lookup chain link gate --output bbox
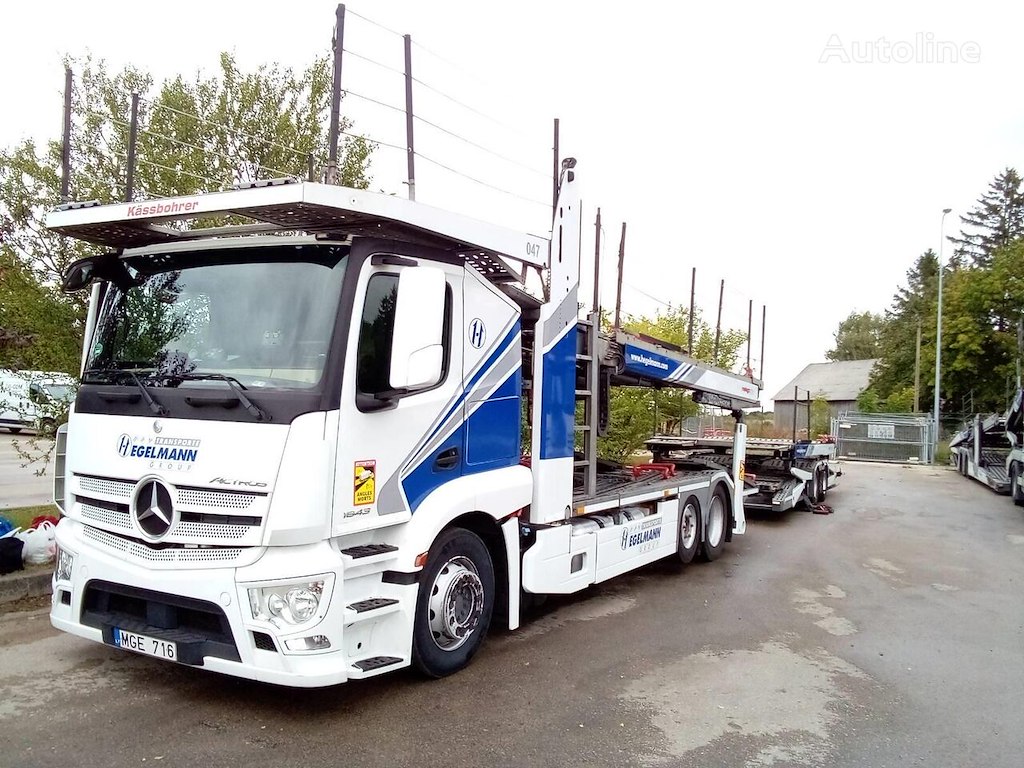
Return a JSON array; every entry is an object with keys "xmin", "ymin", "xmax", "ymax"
[{"xmin": 832, "ymin": 412, "xmax": 935, "ymax": 463}]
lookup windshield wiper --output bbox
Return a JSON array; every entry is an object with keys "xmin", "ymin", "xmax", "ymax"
[
  {"xmin": 169, "ymin": 373, "xmax": 268, "ymax": 421},
  {"xmin": 83, "ymin": 367, "xmax": 167, "ymax": 416}
]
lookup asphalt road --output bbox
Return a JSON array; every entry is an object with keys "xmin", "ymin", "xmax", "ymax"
[
  {"xmin": 0, "ymin": 433, "xmax": 53, "ymax": 511},
  {"xmin": 2, "ymin": 461, "xmax": 1023, "ymax": 768}
]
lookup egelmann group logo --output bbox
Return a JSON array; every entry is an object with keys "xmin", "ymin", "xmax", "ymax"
[{"xmin": 116, "ymin": 433, "xmax": 201, "ymax": 469}]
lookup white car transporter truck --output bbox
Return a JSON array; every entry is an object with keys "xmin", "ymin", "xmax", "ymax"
[{"xmin": 46, "ymin": 162, "xmax": 760, "ymax": 687}]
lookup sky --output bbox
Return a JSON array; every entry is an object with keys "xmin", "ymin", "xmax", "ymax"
[{"xmin": 3, "ymin": 0, "xmax": 1023, "ymax": 408}]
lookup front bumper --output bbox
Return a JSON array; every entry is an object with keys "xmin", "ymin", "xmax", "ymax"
[{"xmin": 50, "ymin": 519, "xmax": 414, "ymax": 687}]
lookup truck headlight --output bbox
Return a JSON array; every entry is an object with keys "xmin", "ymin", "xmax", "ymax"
[
  {"xmin": 248, "ymin": 579, "xmax": 325, "ymax": 626},
  {"xmin": 55, "ymin": 545, "xmax": 75, "ymax": 582}
]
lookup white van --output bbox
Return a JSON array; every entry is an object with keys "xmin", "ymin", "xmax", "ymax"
[{"xmin": 0, "ymin": 370, "xmax": 77, "ymax": 434}]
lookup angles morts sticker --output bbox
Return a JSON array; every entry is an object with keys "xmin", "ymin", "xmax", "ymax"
[{"xmin": 354, "ymin": 460, "xmax": 377, "ymax": 506}]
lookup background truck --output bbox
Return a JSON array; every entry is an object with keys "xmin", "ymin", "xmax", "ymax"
[
  {"xmin": 45, "ymin": 162, "xmax": 761, "ymax": 687},
  {"xmin": 0, "ymin": 369, "xmax": 76, "ymax": 435},
  {"xmin": 1005, "ymin": 388, "xmax": 1024, "ymax": 505},
  {"xmin": 949, "ymin": 413, "xmax": 1012, "ymax": 493},
  {"xmin": 647, "ymin": 434, "xmax": 839, "ymax": 511}
]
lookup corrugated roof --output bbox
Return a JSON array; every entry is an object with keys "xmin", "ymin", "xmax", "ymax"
[{"xmin": 773, "ymin": 359, "xmax": 878, "ymax": 402}]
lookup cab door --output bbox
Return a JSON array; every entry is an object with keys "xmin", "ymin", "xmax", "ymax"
[{"xmin": 332, "ymin": 251, "xmax": 464, "ymax": 531}]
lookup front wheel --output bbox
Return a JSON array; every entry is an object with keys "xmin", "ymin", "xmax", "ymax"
[
  {"xmin": 701, "ymin": 488, "xmax": 728, "ymax": 561},
  {"xmin": 412, "ymin": 527, "xmax": 495, "ymax": 678},
  {"xmin": 1012, "ymin": 463, "xmax": 1024, "ymax": 507}
]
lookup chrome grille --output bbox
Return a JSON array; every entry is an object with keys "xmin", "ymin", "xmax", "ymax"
[
  {"xmin": 177, "ymin": 488, "xmax": 257, "ymax": 510},
  {"xmin": 84, "ymin": 526, "xmax": 244, "ymax": 565},
  {"xmin": 174, "ymin": 521, "xmax": 249, "ymax": 540},
  {"xmin": 80, "ymin": 502, "xmax": 131, "ymax": 531},
  {"xmin": 78, "ymin": 476, "xmax": 133, "ymax": 499}
]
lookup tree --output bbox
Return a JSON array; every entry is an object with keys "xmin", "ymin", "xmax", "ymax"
[
  {"xmin": 810, "ymin": 394, "xmax": 831, "ymax": 437},
  {"xmin": 826, "ymin": 311, "xmax": 885, "ymax": 361},
  {"xmin": 0, "ymin": 52, "xmax": 376, "ymax": 471},
  {"xmin": 596, "ymin": 305, "xmax": 747, "ymax": 461},
  {"xmin": 0, "ymin": 250, "xmax": 80, "ymax": 372},
  {"xmin": 868, "ymin": 250, "xmax": 939, "ymax": 405},
  {"xmin": 856, "ymin": 388, "xmax": 882, "ymax": 413},
  {"xmin": 1, "ymin": 53, "xmax": 376, "ymax": 291},
  {"xmin": 949, "ymin": 168, "xmax": 1024, "ymax": 269}
]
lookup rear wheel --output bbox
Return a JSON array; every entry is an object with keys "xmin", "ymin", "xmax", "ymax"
[
  {"xmin": 677, "ymin": 496, "xmax": 701, "ymax": 564},
  {"xmin": 1012, "ymin": 463, "xmax": 1024, "ymax": 507},
  {"xmin": 412, "ymin": 527, "xmax": 494, "ymax": 678},
  {"xmin": 8, "ymin": 428, "xmax": 21, "ymax": 435},
  {"xmin": 701, "ymin": 488, "xmax": 728, "ymax": 561}
]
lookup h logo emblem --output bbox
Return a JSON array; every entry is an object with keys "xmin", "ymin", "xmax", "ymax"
[{"xmin": 468, "ymin": 318, "xmax": 486, "ymax": 349}]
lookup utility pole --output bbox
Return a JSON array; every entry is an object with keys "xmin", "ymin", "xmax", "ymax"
[{"xmin": 914, "ymin": 319, "xmax": 921, "ymax": 412}]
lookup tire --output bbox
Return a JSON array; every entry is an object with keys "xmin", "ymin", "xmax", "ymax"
[
  {"xmin": 412, "ymin": 527, "xmax": 495, "ymax": 678},
  {"xmin": 805, "ymin": 469, "xmax": 822, "ymax": 506},
  {"xmin": 701, "ymin": 487, "xmax": 728, "ymax": 561},
  {"xmin": 1012, "ymin": 463, "xmax": 1024, "ymax": 507},
  {"xmin": 817, "ymin": 466, "xmax": 829, "ymax": 500},
  {"xmin": 8, "ymin": 428, "xmax": 21, "ymax": 435},
  {"xmin": 677, "ymin": 496, "xmax": 701, "ymax": 565},
  {"xmin": 38, "ymin": 418, "xmax": 56, "ymax": 438}
]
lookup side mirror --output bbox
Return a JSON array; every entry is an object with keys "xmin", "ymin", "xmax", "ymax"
[
  {"xmin": 62, "ymin": 259, "xmax": 96, "ymax": 292},
  {"xmin": 62, "ymin": 253, "xmax": 137, "ymax": 292},
  {"xmin": 389, "ymin": 267, "xmax": 446, "ymax": 391}
]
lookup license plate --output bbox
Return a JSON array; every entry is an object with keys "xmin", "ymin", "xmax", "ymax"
[{"xmin": 112, "ymin": 628, "xmax": 177, "ymax": 661}]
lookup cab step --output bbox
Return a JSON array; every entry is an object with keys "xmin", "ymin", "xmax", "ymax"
[
  {"xmin": 349, "ymin": 655, "xmax": 405, "ymax": 678},
  {"xmin": 340, "ymin": 544, "xmax": 399, "ymax": 559},
  {"xmin": 344, "ymin": 598, "xmax": 402, "ymax": 624}
]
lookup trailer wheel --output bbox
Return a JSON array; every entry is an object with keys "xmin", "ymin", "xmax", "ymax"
[
  {"xmin": 815, "ymin": 466, "xmax": 828, "ymax": 501},
  {"xmin": 677, "ymin": 496, "xmax": 701, "ymax": 564},
  {"xmin": 805, "ymin": 470, "xmax": 822, "ymax": 506},
  {"xmin": 412, "ymin": 527, "xmax": 495, "ymax": 678},
  {"xmin": 1012, "ymin": 463, "xmax": 1024, "ymax": 507},
  {"xmin": 701, "ymin": 487, "xmax": 728, "ymax": 561},
  {"xmin": 7, "ymin": 428, "xmax": 21, "ymax": 435}
]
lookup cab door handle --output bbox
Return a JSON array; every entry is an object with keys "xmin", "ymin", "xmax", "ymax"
[{"xmin": 434, "ymin": 447, "xmax": 460, "ymax": 470}]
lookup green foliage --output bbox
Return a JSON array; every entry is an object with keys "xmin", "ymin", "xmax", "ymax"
[
  {"xmin": 0, "ymin": 250, "xmax": 80, "ymax": 373},
  {"xmin": 883, "ymin": 386, "xmax": 915, "ymax": 413},
  {"xmin": 596, "ymin": 304, "xmax": 747, "ymax": 461},
  {"xmin": 1, "ymin": 51, "xmax": 376, "ymax": 470},
  {"xmin": 857, "ymin": 388, "xmax": 882, "ymax": 413},
  {"xmin": 827, "ymin": 311, "xmax": 884, "ymax": 361},
  {"xmin": 810, "ymin": 394, "xmax": 831, "ymax": 437}
]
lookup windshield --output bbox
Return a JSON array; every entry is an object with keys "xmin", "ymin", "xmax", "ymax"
[{"xmin": 84, "ymin": 244, "xmax": 348, "ymax": 390}]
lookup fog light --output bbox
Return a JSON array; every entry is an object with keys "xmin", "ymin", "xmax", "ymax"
[
  {"xmin": 55, "ymin": 545, "xmax": 74, "ymax": 582},
  {"xmin": 284, "ymin": 635, "xmax": 332, "ymax": 651}
]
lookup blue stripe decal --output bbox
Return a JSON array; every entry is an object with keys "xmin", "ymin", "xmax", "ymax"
[
  {"xmin": 466, "ymin": 368, "xmax": 521, "ymax": 467},
  {"xmin": 539, "ymin": 326, "xmax": 577, "ymax": 459},
  {"xmin": 401, "ymin": 426, "xmax": 466, "ymax": 512},
  {"xmin": 401, "ymin": 370, "xmax": 522, "ymax": 511},
  {"xmin": 421, "ymin": 321, "xmax": 520, "ymax": 449}
]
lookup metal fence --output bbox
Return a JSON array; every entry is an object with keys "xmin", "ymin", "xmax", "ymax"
[{"xmin": 832, "ymin": 412, "xmax": 935, "ymax": 463}]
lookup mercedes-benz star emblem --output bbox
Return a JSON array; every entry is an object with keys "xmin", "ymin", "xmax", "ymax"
[{"xmin": 133, "ymin": 479, "xmax": 175, "ymax": 539}]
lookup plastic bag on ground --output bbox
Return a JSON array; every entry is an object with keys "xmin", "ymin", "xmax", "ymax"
[{"xmin": 14, "ymin": 520, "xmax": 58, "ymax": 566}]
